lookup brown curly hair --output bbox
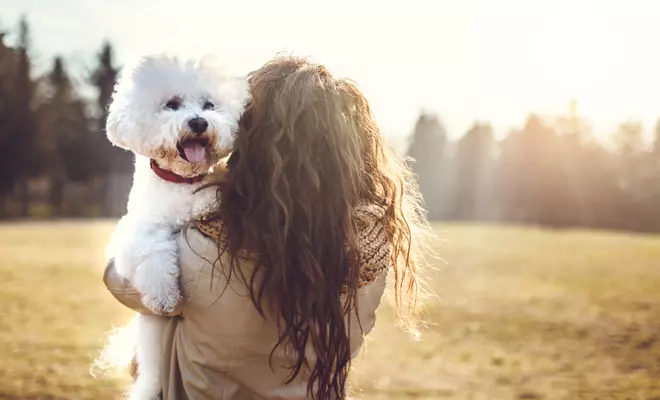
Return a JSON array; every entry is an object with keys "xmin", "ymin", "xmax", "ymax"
[{"xmin": 206, "ymin": 56, "xmax": 430, "ymax": 399}]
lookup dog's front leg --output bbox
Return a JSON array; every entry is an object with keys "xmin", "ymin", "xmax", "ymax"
[
  {"xmin": 108, "ymin": 217, "xmax": 182, "ymax": 314},
  {"xmin": 132, "ymin": 226, "xmax": 181, "ymax": 314}
]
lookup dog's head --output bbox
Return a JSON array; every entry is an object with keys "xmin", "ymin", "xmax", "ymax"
[{"xmin": 106, "ymin": 54, "xmax": 249, "ymax": 178}]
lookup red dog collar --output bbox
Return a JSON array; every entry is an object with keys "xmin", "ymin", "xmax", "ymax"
[{"xmin": 150, "ymin": 159, "xmax": 205, "ymax": 184}]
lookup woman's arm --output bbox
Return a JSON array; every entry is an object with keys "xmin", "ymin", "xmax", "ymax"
[
  {"xmin": 348, "ymin": 203, "xmax": 391, "ymax": 356},
  {"xmin": 348, "ymin": 273, "xmax": 387, "ymax": 357},
  {"xmin": 103, "ymin": 259, "xmax": 183, "ymax": 316}
]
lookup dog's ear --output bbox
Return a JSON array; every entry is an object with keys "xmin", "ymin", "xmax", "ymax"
[
  {"xmin": 105, "ymin": 101, "xmax": 131, "ymax": 150},
  {"xmin": 104, "ymin": 57, "xmax": 152, "ymax": 151},
  {"xmin": 105, "ymin": 107, "xmax": 125, "ymax": 149},
  {"xmin": 104, "ymin": 73, "xmax": 132, "ymax": 150}
]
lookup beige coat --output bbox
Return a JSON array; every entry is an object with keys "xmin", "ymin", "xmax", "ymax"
[{"xmin": 104, "ymin": 213, "xmax": 389, "ymax": 400}]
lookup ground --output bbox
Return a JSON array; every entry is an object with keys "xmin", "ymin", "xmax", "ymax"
[{"xmin": 0, "ymin": 221, "xmax": 658, "ymax": 400}]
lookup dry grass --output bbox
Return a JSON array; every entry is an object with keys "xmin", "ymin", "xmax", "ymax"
[{"xmin": 0, "ymin": 222, "xmax": 659, "ymax": 399}]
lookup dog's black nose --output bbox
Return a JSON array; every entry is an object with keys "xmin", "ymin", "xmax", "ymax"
[{"xmin": 188, "ymin": 118, "xmax": 208, "ymax": 134}]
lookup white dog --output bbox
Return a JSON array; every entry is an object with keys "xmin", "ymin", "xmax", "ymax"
[{"xmin": 103, "ymin": 54, "xmax": 249, "ymax": 400}]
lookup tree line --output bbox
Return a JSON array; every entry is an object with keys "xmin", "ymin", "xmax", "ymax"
[
  {"xmin": 408, "ymin": 101, "xmax": 660, "ymax": 232},
  {"xmin": 0, "ymin": 17, "xmax": 130, "ymax": 218},
  {"xmin": 1, "ymin": 16, "xmax": 658, "ymax": 233}
]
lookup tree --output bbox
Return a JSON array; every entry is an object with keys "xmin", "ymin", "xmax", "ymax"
[
  {"xmin": 549, "ymin": 101, "xmax": 620, "ymax": 228},
  {"xmin": 39, "ymin": 56, "xmax": 97, "ymax": 214},
  {"xmin": 614, "ymin": 121, "xmax": 645, "ymax": 199},
  {"xmin": 564, "ymin": 138, "xmax": 622, "ymax": 229},
  {"xmin": 614, "ymin": 121, "xmax": 655, "ymax": 231},
  {"xmin": 553, "ymin": 99, "xmax": 590, "ymax": 142},
  {"xmin": 11, "ymin": 17, "xmax": 38, "ymax": 217},
  {"xmin": 497, "ymin": 114, "xmax": 577, "ymax": 226},
  {"xmin": 0, "ymin": 31, "xmax": 18, "ymax": 216},
  {"xmin": 648, "ymin": 120, "xmax": 660, "ymax": 229},
  {"xmin": 652, "ymin": 119, "xmax": 660, "ymax": 156},
  {"xmin": 92, "ymin": 42, "xmax": 118, "ymax": 116},
  {"xmin": 615, "ymin": 121, "xmax": 645, "ymax": 158},
  {"xmin": 91, "ymin": 41, "xmax": 129, "ymax": 173},
  {"xmin": 90, "ymin": 42, "xmax": 131, "ymax": 216},
  {"xmin": 407, "ymin": 112, "xmax": 447, "ymax": 219},
  {"xmin": 452, "ymin": 122, "xmax": 495, "ymax": 220}
]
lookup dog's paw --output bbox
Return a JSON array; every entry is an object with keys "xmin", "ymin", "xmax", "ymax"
[
  {"xmin": 129, "ymin": 234, "xmax": 182, "ymax": 315},
  {"xmin": 141, "ymin": 287, "xmax": 183, "ymax": 315},
  {"xmin": 136, "ymin": 265, "xmax": 182, "ymax": 315}
]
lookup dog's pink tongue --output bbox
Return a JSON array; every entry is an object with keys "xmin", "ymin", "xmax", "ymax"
[{"xmin": 183, "ymin": 142, "xmax": 206, "ymax": 164}]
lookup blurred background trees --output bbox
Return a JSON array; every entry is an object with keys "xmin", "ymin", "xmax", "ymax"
[
  {"xmin": 0, "ymin": 17, "xmax": 131, "ymax": 218},
  {"xmin": 0, "ymin": 15, "xmax": 658, "ymax": 233},
  {"xmin": 408, "ymin": 103, "xmax": 660, "ymax": 232}
]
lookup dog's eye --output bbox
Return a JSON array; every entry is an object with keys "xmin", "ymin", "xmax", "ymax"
[
  {"xmin": 202, "ymin": 101, "xmax": 215, "ymax": 111},
  {"xmin": 164, "ymin": 97, "xmax": 182, "ymax": 110}
]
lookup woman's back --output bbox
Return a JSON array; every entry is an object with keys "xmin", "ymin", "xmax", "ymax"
[
  {"xmin": 103, "ymin": 56, "xmax": 428, "ymax": 400},
  {"xmin": 105, "ymin": 206, "xmax": 390, "ymax": 399}
]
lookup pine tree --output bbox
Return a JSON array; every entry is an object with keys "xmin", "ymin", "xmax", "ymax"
[
  {"xmin": 453, "ymin": 122, "xmax": 495, "ymax": 220},
  {"xmin": 652, "ymin": 119, "xmax": 660, "ymax": 156},
  {"xmin": 0, "ymin": 31, "xmax": 17, "ymax": 217},
  {"xmin": 90, "ymin": 42, "xmax": 131, "ymax": 216},
  {"xmin": 11, "ymin": 17, "xmax": 38, "ymax": 217},
  {"xmin": 407, "ymin": 112, "xmax": 447, "ymax": 219},
  {"xmin": 91, "ymin": 41, "xmax": 130, "ymax": 172},
  {"xmin": 40, "ymin": 57, "xmax": 97, "ymax": 214},
  {"xmin": 498, "ymin": 114, "xmax": 574, "ymax": 226},
  {"xmin": 614, "ymin": 120, "xmax": 652, "ymax": 230},
  {"xmin": 649, "ymin": 120, "xmax": 660, "ymax": 229},
  {"xmin": 551, "ymin": 101, "xmax": 600, "ymax": 227},
  {"xmin": 92, "ymin": 42, "xmax": 118, "ymax": 115}
]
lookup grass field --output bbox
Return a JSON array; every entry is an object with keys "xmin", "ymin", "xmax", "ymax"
[{"xmin": 1, "ymin": 221, "xmax": 659, "ymax": 400}]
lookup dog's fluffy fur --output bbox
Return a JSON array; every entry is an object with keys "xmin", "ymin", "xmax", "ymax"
[{"xmin": 103, "ymin": 54, "xmax": 249, "ymax": 400}]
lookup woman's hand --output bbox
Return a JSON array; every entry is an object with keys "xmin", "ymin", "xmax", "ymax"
[{"xmin": 103, "ymin": 259, "xmax": 183, "ymax": 317}]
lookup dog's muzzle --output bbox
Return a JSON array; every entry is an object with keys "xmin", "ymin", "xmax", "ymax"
[
  {"xmin": 177, "ymin": 117, "xmax": 211, "ymax": 164},
  {"xmin": 188, "ymin": 118, "xmax": 208, "ymax": 135}
]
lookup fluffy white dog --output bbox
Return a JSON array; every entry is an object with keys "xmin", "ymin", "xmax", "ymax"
[{"xmin": 103, "ymin": 54, "xmax": 249, "ymax": 400}]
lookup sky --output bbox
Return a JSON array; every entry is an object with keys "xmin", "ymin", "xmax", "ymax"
[{"xmin": 1, "ymin": 0, "xmax": 659, "ymax": 146}]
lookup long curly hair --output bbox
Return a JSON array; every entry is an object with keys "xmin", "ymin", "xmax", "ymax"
[{"xmin": 206, "ymin": 56, "xmax": 430, "ymax": 399}]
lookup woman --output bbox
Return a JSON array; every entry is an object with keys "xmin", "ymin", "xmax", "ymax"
[{"xmin": 103, "ymin": 56, "xmax": 429, "ymax": 399}]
